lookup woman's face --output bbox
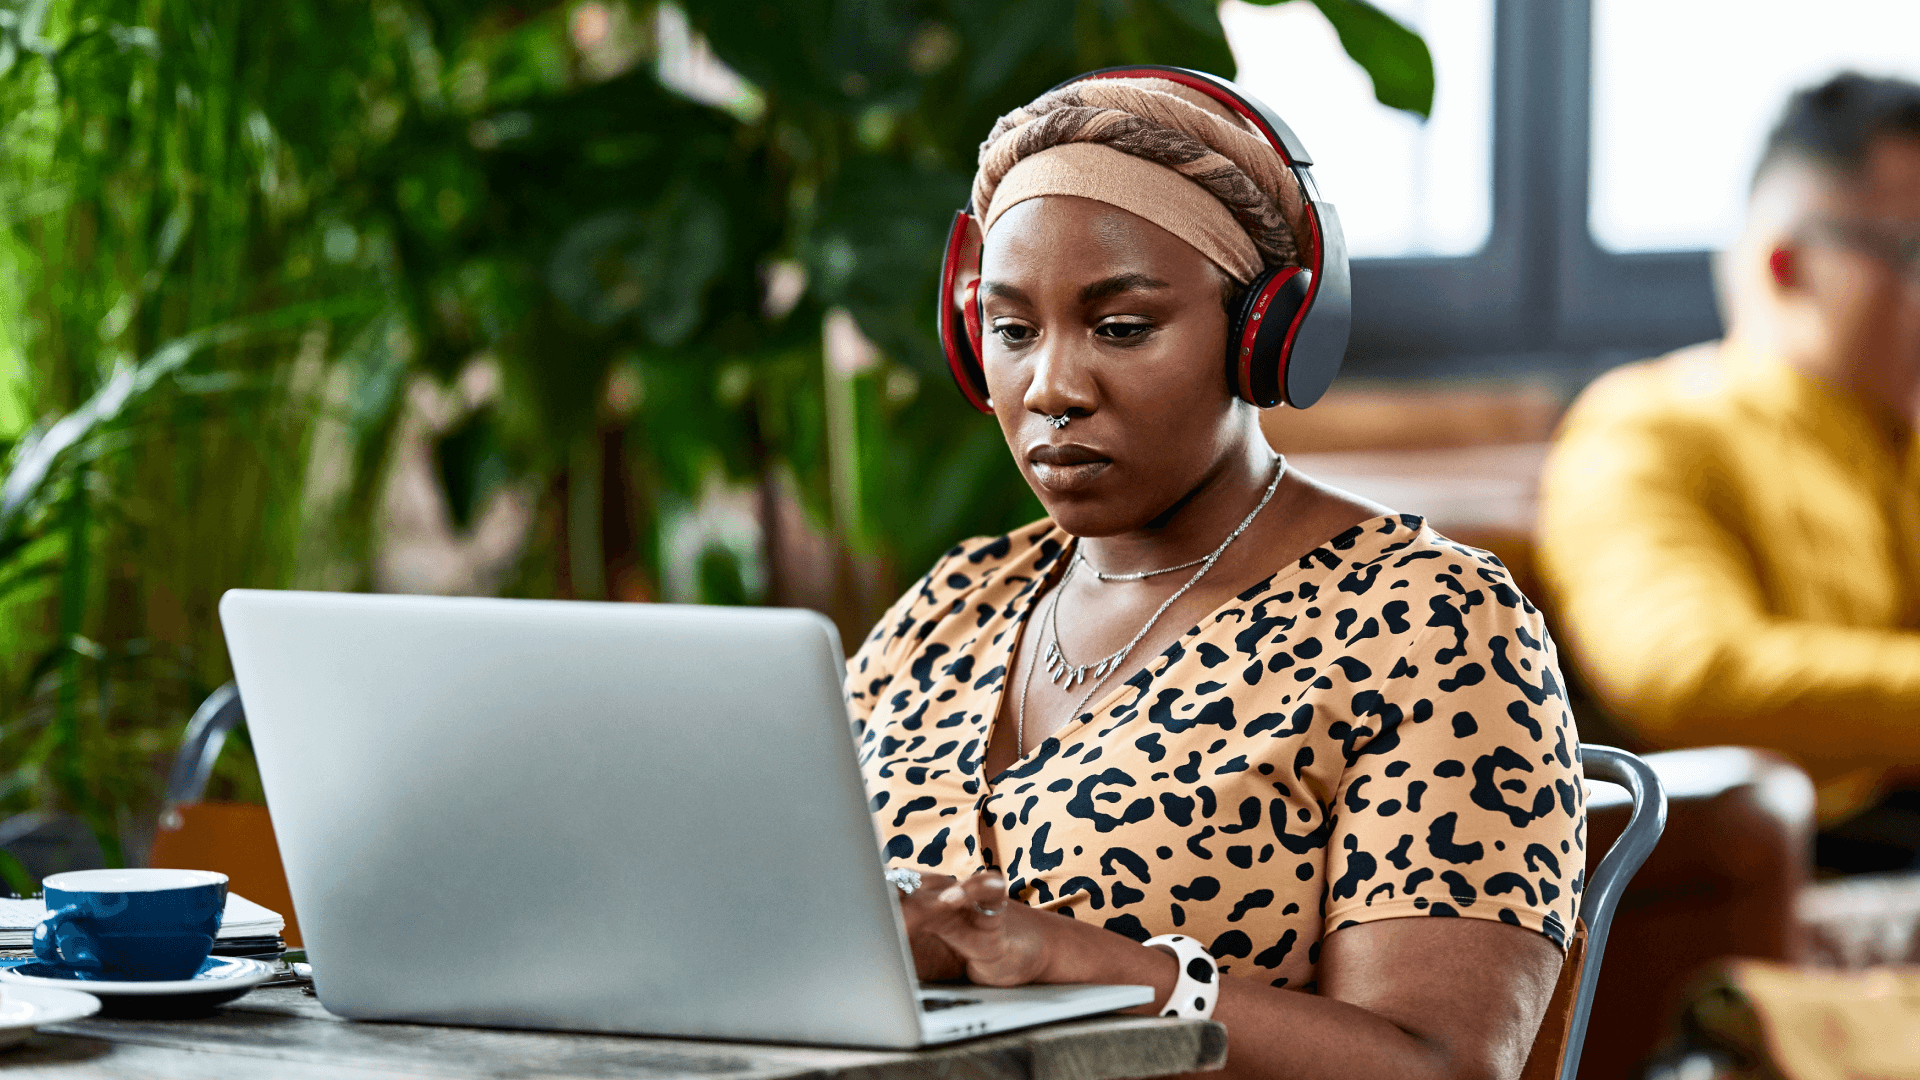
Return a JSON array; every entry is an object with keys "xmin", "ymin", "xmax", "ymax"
[{"xmin": 979, "ymin": 194, "xmax": 1250, "ymax": 537}]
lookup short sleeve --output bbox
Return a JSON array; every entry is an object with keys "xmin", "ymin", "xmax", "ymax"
[
  {"xmin": 844, "ymin": 544, "xmax": 967, "ymax": 732},
  {"xmin": 1321, "ymin": 582, "xmax": 1586, "ymax": 952}
]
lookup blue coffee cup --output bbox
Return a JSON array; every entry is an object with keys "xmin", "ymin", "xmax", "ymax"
[{"xmin": 33, "ymin": 869, "xmax": 228, "ymax": 981}]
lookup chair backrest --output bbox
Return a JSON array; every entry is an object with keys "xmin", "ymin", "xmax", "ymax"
[
  {"xmin": 154, "ymin": 682, "xmax": 303, "ymax": 943},
  {"xmin": 1551, "ymin": 744, "xmax": 1667, "ymax": 1080},
  {"xmin": 0, "ymin": 811, "xmax": 107, "ymax": 891},
  {"xmin": 150, "ymin": 801, "xmax": 303, "ymax": 947},
  {"xmin": 163, "ymin": 681, "xmax": 247, "ymax": 811}
]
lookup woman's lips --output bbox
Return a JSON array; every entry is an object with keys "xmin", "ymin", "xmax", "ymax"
[{"xmin": 1028, "ymin": 443, "xmax": 1112, "ymax": 494}]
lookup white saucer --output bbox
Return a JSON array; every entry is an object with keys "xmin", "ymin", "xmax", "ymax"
[
  {"xmin": 0, "ymin": 957, "xmax": 273, "ymax": 1016},
  {"xmin": 0, "ymin": 985, "xmax": 101, "ymax": 1048}
]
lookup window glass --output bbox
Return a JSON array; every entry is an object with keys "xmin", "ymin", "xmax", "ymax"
[
  {"xmin": 1221, "ymin": 0, "xmax": 1494, "ymax": 259},
  {"xmin": 1590, "ymin": 0, "xmax": 1920, "ymax": 253}
]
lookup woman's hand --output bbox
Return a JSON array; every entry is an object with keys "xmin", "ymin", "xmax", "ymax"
[{"xmin": 896, "ymin": 871, "xmax": 1053, "ymax": 987}]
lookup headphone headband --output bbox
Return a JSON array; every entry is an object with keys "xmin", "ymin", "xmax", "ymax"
[{"xmin": 937, "ymin": 66, "xmax": 1351, "ymax": 412}]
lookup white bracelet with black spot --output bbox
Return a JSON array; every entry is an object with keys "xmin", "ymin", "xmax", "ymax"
[{"xmin": 1142, "ymin": 934, "xmax": 1220, "ymax": 1020}]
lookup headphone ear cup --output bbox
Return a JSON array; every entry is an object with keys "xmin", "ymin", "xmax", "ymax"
[
  {"xmin": 937, "ymin": 211, "xmax": 992, "ymax": 413},
  {"xmin": 962, "ymin": 278, "xmax": 984, "ymax": 367},
  {"xmin": 1226, "ymin": 266, "xmax": 1311, "ymax": 408}
]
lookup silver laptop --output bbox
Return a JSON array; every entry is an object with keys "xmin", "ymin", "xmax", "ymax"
[{"xmin": 220, "ymin": 590, "xmax": 1151, "ymax": 1047}]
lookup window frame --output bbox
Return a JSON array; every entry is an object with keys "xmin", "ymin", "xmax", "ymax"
[{"xmin": 1340, "ymin": 0, "xmax": 1723, "ymax": 382}]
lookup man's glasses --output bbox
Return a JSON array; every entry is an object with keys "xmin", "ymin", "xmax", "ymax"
[{"xmin": 1801, "ymin": 219, "xmax": 1920, "ymax": 282}]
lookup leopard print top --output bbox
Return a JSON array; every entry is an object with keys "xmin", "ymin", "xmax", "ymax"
[{"xmin": 847, "ymin": 514, "xmax": 1584, "ymax": 990}]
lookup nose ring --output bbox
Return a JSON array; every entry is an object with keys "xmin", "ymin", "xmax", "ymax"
[{"xmin": 1045, "ymin": 415, "xmax": 1069, "ymax": 430}]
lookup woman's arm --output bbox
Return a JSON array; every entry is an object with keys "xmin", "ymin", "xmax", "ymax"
[{"xmin": 907, "ymin": 872, "xmax": 1562, "ymax": 1080}]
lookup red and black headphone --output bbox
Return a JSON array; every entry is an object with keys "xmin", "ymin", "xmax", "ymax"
[{"xmin": 937, "ymin": 65, "xmax": 1351, "ymax": 412}]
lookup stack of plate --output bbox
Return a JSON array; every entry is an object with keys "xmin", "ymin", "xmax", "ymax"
[{"xmin": 0, "ymin": 984, "xmax": 99, "ymax": 1046}]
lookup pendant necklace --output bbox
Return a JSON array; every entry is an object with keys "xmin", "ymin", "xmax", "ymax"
[
  {"xmin": 1015, "ymin": 457, "xmax": 1287, "ymax": 754},
  {"xmin": 1041, "ymin": 558, "xmax": 1122, "ymax": 687}
]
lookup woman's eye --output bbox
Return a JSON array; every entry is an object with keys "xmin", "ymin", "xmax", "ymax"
[
  {"xmin": 992, "ymin": 323, "xmax": 1035, "ymax": 344},
  {"xmin": 1096, "ymin": 321, "xmax": 1153, "ymax": 341}
]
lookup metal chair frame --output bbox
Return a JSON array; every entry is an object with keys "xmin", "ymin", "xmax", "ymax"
[
  {"xmin": 1563, "ymin": 744, "xmax": 1669, "ymax": 1080},
  {"xmin": 163, "ymin": 680, "xmax": 247, "ymax": 811}
]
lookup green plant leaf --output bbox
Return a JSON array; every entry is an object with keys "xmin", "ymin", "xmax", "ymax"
[
  {"xmin": 696, "ymin": 542, "xmax": 752, "ymax": 606},
  {"xmin": 0, "ymin": 849, "xmax": 33, "ymax": 898},
  {"xmin": 434, "ymin": 406, "xmax": 510, "ymax": 532},
  {"xmin": 1244, "ymin": 0, "xmax": 1432, "ymax": 118},
  {"xmin": 545, "ymin": 184, "xmax": 729, "ymax": 346},
  {"xmin": 0, "ymin": 559, "xmax": 60, "ymax": 606},
  {"xmin": 0, "ymin": 296, "xmax": 372, "ymax": 543},
  {"xmin": 682, "ymin": 0, "xmax": 918, "ymax": 114},
  {"xmin": 805, "ymin": 154, "xmax": 969, "ymax": 375}
]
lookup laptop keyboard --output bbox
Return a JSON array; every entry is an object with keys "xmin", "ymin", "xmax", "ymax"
[{"xmin": 919, "ymin": 996, "xmax": 982, "ymax": 1012}]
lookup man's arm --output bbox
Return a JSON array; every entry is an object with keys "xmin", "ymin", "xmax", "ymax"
[{"xmin": 1538, "ymin": 407, "xmax": 1920, "ymax": 778}]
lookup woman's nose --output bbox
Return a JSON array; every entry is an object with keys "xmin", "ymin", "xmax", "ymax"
[{"xmin": 1022, "ymin": 334, "xmax": 1098, "ymax": 420}]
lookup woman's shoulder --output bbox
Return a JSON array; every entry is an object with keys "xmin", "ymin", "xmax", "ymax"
[
  {"xmin": 941, "ymin": 519, "xmax": 1068, "ymax": 591},
  {"xmin": 1310, "ymin": 514, "xmax": 1559, "ymax": 691},
  {"xmin": 1269, "ymin": 511, "xmax": 1541, "ymax": 625},
  {"xmin": 1176, "ymin": 510, "xmax": 1564, "ymax": 750},
  {"xmin": 853, "ymin": 518, "xmax": 1066, "ymax": 660}
]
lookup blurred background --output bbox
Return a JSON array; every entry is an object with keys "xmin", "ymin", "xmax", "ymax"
[
  {"xmin": 0, "ymin": 0, "xmax": 1918, "ymax": 1073},
  {"xmin": 2, "ymin": 0, "xmax": 1918, "ymax": 864},
  {"xmin": 0, "ymin": 0, "xmax": 1446, "ymax": 869}
]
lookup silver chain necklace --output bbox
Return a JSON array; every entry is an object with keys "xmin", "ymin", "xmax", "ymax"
[
  {"xmin": 1075, "ymin": 549, "xmax": 1210, "ymax": 582},
  {"xmin": 1015, "ymin": 458, "xmax": 1287, "ymax": 754}
]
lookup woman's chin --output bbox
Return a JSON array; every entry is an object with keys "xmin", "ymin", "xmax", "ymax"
[
  {"xmin": 1023, "ymin": 464, "xmax": 1176, "ymax": 537},
  {"xmin": 1032, "ymin": 496, "xmax": 1142, "ymax": 539}
]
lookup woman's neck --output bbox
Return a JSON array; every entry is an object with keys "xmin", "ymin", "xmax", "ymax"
[{"xmin": 1074, "ymin": 447, "xmax": 1282, "ymax": 578}]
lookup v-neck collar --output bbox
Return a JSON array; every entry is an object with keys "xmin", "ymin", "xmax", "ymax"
[
  {"xmin": 979, "ymin": 530, "xmax": 1074, "ymax": 787},
  {"xmin": 980, "ymin": 513, "xmax": 1422, "ymax": 790}
]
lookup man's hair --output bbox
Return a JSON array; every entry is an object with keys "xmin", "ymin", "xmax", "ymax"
[{"xmin": 1754, "ymin": 71, "xmax": 1920, "ymax": 189}]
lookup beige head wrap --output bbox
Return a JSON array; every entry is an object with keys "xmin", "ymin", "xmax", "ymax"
[{"xmin": 971, "ymin": 77, "xmax": 1309, "ymax": 284}]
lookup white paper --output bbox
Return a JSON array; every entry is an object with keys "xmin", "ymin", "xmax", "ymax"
[{"xmin": 0, "ymin": 893, "xmax": 284, "ymax": 946}]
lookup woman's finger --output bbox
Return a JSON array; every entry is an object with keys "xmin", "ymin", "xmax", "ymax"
[
  {"xmin": 897, "ymin": 873, "xmax": 965, "ymax": 932},
  {"xmin": 896, "ymin": 872, "xmax": 969, "ymax": 981},
  {"xmin": 927, "ymin": 873, "xmax": 1007, "ymax": 916},
  {"xmin": 922, "ymin": 872, "xmax": 1018, "ymax": 944},
  {"xmin": 961, "ymin": 872, "xmax": 1010, "ymax": 918},
  {"xmin": 915, "ymin": 872, "xmax": 1048, "ymax": 987},
  {"xmin": 896, "ymin": 872, "xmax": 958, "ymax": 912}
]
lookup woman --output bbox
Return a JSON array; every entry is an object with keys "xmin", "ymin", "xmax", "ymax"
[{"xmin": 847, "ymin": 72, "xmax": 1582, "ymax": 1080}]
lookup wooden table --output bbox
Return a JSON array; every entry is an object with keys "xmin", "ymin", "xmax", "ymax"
[
  {"xmin": 1290, "ymin": 444, "xmax": 1553, "ymax": 600},
  {"xmin": 1287, "ymin": 444, "xmax": 1550, "ymax": 535},
  {"xmin": 3, "ymin": 987, "xmax": 1227, "ymax": 1079}
]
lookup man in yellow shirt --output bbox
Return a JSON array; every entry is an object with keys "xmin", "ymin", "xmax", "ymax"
[{"xmin": 1539, "ymin": 73, "xmax": 1920, "ymax": 873}]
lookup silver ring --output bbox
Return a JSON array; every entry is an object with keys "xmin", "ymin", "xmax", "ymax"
[
  {"xmin": 885, "ymin": 868, "xmax": 922, "ymax": 896},
  {"xmin": 1044, "ymin": 414, "xmax": 1069, "ymax": 430}
]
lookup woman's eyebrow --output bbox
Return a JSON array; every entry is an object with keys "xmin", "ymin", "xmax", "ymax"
[
  {"xmin": 979, "ymin": 274, "xmax": 1171, "ymax": 305},
  {"xmin": 981, "ymin": 280, "xmax": 1033, "ymax": 304},
  {"xmin": 1080, "ymin": 273, "xmax": 1171, "ymax": 303}
]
